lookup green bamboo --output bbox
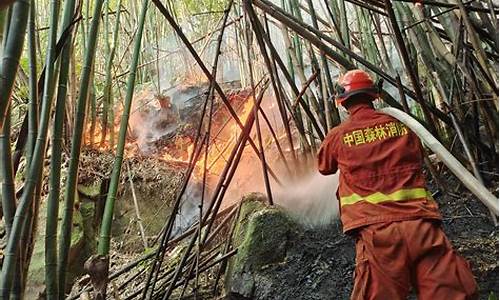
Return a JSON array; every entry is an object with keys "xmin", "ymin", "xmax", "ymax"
[
  {"xmin": 58, "ymin": 0, "xmax": 105, "ymax": 297},
  {"xmin": 0, "ymin": 0, "xmax": 29, "ymax": 132},
  {"xmin": 280, "ymin": 4, "xmax": 308, "ymax": 153},
  {"xmin": 101, "ymin": 0, "xmax": 111, "ymax": 145},
  {"xmin": 22, "ymin": 1, "xmax": 64, "ymax": 287},
  {"xmin": 289, "ymin": 0, "xmax": 326, "ymax": 148},
  {"xmin": 98, "ymin": 0, "xmax": 149, "ymax": 257},
  {"xmin": 357, "ymin": 7, "xmax": 380, "ymax": 66},
  {"xmin": 305, "ymin": 0, "xmax": 339, "ymax": 127},
  {"xmin": 2, "ymin": 107, "xmax": 22, "ymax": 300},
  {"xmin": 100, "ymin": 0, "xmax": 123, "ymax": 147},
  {"xmin": 89, "ymin": 76, "xmax": 96, "ymax": 145},
  {"xmin": 338, "ymin": 0, "xmax": 350, "ymax": 49},
  {"xmin": 13, "ymin": 4, "xmax": 37, "ymax": 297},
  {"xmin": 0, "ymin": 0, "xmax": 59, "ymax": 296},
  {"xmin": 371, "ymin": 12, "xmax": 393, "ymax": 72},
  {"xmin": 45, "ymin": 0, "xmax": 77, "ymax": 298},
  {"xmin": 26, "ymin": 0, "xmax": 38, "ymax": 174},
  {"xmin": 0, "ymin": 107, "xmax": 15, "ymax": 240},
  {"xmin": 414, "ymin": 6, "xmax": 455, "ymax": 66},
  {"xmin": 395, "ymin": 4, "xmax": 450, "ymax": 92},
  {"xmin": 0, "ymin": 0, "xmax": 18, "ymax": 246},
  {"xmin": 0, "ymin": 10, "xmax": 6, "ymax": 56}
]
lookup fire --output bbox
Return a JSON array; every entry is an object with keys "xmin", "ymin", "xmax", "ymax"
[
  {"xmin": 83, "ymin": 89, "xmax": 257, "ymax": 182},
  {"xmin": 162, "ymin": 143, "xmax": 193, "ymax": 164}
]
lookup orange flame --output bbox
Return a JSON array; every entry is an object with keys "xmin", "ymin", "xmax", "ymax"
[{"xmin": 83, "ymin": 92, "xmax": 257, "ymax": 182}]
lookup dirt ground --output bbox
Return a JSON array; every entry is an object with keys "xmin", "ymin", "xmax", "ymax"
[
  {"xmin": 67, "ymin": 154, "xmax": 498, "ymax": 300},
  {"xmin": 223, "ymin": 171, "xmax": 499, "ymax": 300}
]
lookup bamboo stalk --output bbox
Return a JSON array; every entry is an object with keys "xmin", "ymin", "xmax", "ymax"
[
  {"xmin": 97, "ymin": 0, "xmax": 148, "ymax": 256},
  {"xmin": 243, "ymin": 2, "xmax": 274, "ymax": 206},
  {"xmin": 0, "ymin": 107, "xmax": 15, "ymax": 240},
  {"xmin": 211, "ymin": 201, "xmax": 242, "ymax": 295},
  {"xmin": 126, "ymin": 161, "xmax": 148, "ymax": 250},
  {"xmin": 26, "ymin": 0, "xmax": 38, "ymax": 176},
  {"xmin": 58, "ymin": 0, "xmax": 105, "ymax": 297},
  {"xmin": 100, "ymin": 0, "xmax": 123, "ymax": 147},
  {"xmin": 0, "ymin": 0, "xmax": 59, "ymax": 296},
  {"xmin": 291, "ymin": 71, "xmax": 319, "ymax": 111},
  {"xmin": 262, "ymin": 20, "xmax": 298, "ymax": 158},
  {"xmin": 161, "ymin": 80, "xmax": 270, "ymax": 300},
  {"xmin": 258, "ymin": 105, "xmax": 292, "ymax": 176},
  {"xmin": 143, "ymin": 4, "xmax": 235, "ymax": 295},
  {"xmin": 0, "ymin": 0, "xmax": 29, "ymax": 132},
  {"xmin": 383, "ymin": 0, "xmax": 439, "ymax": 137},
  {"xmin": 44, "ymin": 1, "xmax": 77, "ymax": 297},
  {"xmin": 152, "ymin": 0, "xmax": 283, "ymax": 186},
  {"xmin": 247, "ymin": 4, "xmax": 325, "ymax": 141}
]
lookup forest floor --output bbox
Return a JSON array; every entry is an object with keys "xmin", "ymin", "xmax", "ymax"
[
  {"xmin": 63, "ymin": 161, "xmax": 498, "ymax": 300},
  {"xmin": 27, "ymin": 144, "xmax": 498, "ymax": 300},
  {"xmin": 220, "ymin": 170, "xmax": 499, "ymax": 300}
]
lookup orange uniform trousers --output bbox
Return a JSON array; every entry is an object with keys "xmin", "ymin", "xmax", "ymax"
[{"xmin": 351, "ymin": 219, "xmax": 478, "ymax": 300}]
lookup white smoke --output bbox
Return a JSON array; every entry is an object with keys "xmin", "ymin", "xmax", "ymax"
[
  {"xmin": 274, "ymin": 171, "xmax": 340, "ymax": 227},
  {"xmin": 172, "ymin": 181, "xmax": 206, "ymax": 237}
]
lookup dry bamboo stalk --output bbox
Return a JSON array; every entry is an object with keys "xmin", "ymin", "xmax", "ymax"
[
  {"xmin": 454, "ymin": 0, "xmax": 498, "ymax": 109},
  {"xmin": 211, "ymin": 201, "xmax": 242, "ymax": 295},
  {"xmin": 176, "ymin": 204, "xmax": 239, "ymax": 298},
  {"xmin": 247, "ymin": 2, "xmax": 326, "ymax": 140},
  {"xmin": 258, "ymin": 105, "xmax": 293, "ymax": 177},
  {"xmin": 243, "ymin": 2, "xmax": 274, "ymax": 206},
  {"xmin": 152, "ymin": 0, "xmax": 283, "ymax": 186},
  {"xmin": 126, "ymin": 161, "xmax": 148, "ymax": 250},
  {"xmin": 383, "ymin": 0, "xmax": 440, "ymax": 137},
  {"xmin": 262, "ymin": 14, "xmax": 298, "ymax": 168},
  {"xmin": 291, "ymin": 71, "xmax": 319, "ymax": 111},
  {"xmin": 160, "ymin": 79, "xmax": 270, "ymax": 300}
]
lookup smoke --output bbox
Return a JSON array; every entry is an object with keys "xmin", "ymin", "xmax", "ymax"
[
  {"xmin": 171, "ymin": 180, "xmax": 205, "ymax": 237},
  {"xmin": 127, "ymin": 85, "xmax": 206, "ymax": 155},
  {"xmin": 274, "ymin": 171, "xmax": 340, "ymax": 228},
  {"xmin": 129, "ymin": 109, "xmax": 178, "ymax": 154}
]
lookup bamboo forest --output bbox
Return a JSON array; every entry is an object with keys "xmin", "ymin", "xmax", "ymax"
[{"xmin": 0, "ymin": 0, "xmax": 498, "ymax": 299}]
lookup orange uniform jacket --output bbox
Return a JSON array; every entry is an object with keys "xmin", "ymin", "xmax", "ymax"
[{"xmin": 318, "ymin": 103, "xmax": 441, "ymax": 233}]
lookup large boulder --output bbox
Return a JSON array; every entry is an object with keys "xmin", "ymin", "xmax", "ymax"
[
  {"xmin": 224, "ymin": 193, "xmax": 299, "ymax": 298},
  {"xmin": 223, "ymin": 193, "xmax": 356, "ymax": 300}
]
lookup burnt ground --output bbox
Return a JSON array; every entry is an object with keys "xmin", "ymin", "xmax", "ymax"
[
  {"xmin": 67, "ymin": 157, "xmax": 497, "ymax": 300},
  {"xmin": 224, "ymin": 171, "xmax": 498, "ymax": 300}
]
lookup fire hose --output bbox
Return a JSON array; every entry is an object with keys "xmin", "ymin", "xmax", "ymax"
[{"xmin": 381, "ymin": 107, "xmax": 499, "ymax": 216}]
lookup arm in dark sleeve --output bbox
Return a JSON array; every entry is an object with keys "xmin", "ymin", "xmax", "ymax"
[{"xmin": 317, "ymin": 131, "xmax": 338, "ymax": 175}]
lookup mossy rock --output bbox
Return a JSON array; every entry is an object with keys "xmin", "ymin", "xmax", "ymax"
[
  {"xmin": 225, "ymin": 193, "xmax": 299, "ymax": 298},
  {"xmin": 77, "ymin": 181, "xmax": 102, "ymax": 199}
]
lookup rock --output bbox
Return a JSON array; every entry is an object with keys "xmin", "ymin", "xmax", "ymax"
[
  {"xmin": 224, "ymin": 193, "xmax": 299, "ymax": 298},
  {"xmin": 84, "ymin": 255, "xmax": 110, "ymax": 300},
  {"xmin": 78, "ymin": 181, "xmax": 102, "ymax": 199}
]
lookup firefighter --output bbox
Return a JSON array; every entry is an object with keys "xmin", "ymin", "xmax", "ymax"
[{"xmin": 317, "ymin": 69, "xmax": 478, "ymax": 300}]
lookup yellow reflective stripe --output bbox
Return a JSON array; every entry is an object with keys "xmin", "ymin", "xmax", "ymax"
[{"xmin": 340, "ymin": 188, "xmax": 429, "ymax": 207}]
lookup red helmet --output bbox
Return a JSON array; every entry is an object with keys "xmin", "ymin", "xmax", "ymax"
[{"xmin": 335, "ymin": 69, "xmax": 379, "ymax": 106}]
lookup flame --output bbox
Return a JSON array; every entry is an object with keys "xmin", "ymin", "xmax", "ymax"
[{"xmin": 83, "ymin": 90, "xmax": 259, "ymax": 184}]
